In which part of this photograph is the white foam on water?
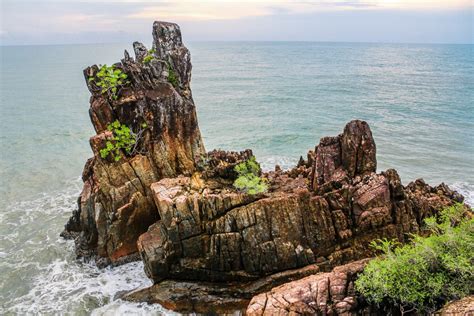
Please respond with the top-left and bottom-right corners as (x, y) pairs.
(0, 179), (172, 315)
(451, 182), (474, 207)
(259, 155), (298, 171)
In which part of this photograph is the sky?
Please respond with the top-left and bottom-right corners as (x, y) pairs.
(0, 0), (473, 45)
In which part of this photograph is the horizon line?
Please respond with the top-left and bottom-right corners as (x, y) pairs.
(1, 39), (473, 47)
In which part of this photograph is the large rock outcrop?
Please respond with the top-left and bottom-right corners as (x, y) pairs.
(62, 21), (205, 264)
(135, 120), (463, 286)
(62, 21), (467, 314)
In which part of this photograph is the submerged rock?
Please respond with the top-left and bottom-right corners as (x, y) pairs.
(63, 21), (468, 314)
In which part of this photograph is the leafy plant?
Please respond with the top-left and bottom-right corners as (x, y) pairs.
(355, 203), (473, 315)
(89, 64), (128, 100)
(139, 49), (178, 88)
(233, 156), (268, 195)
(143, 48), (156, 64)
(167, 63), (179, 87)
(99, 120), (147, 162)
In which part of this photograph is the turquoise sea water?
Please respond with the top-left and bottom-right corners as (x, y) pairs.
(1, 42), (473, 314)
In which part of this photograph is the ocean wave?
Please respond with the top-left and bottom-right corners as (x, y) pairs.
(0, 179), (170, 315)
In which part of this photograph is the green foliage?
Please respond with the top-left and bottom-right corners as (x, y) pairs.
(355, 203), (473, 314)
(99, 120), (138, 162)
(233, 156), (268, 195)
(167, 63), (179, 87)
(143, 49), (156, 64)
(89, 64), (128, 100)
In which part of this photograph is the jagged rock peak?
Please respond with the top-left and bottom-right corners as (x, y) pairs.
(152, 21), (183, 57)
(132, 41), (148, 62)
(311, 119), (376, 192)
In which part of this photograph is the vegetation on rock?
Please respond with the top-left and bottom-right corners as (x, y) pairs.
(100, 120), (147, 162)
(89, 64), (128, 100)
(167, 63), (179, 87)
(355, 203), (473, 315)
(233, 156), (268, 195)
(143, 48), (156, 64)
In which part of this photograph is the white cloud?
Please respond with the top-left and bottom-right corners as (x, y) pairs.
(1, 0), (472, 44)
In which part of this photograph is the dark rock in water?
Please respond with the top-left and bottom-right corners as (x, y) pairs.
(63, 20), (468, 315)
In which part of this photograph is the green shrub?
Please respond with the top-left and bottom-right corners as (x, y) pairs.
(355, 203), (473, 314)
(233, 156), (268, 195)
(100, 120), (147, 162)
(88, 64), (128, 100)
(143, 49), (156, 64)
(167, 63), (179, 87)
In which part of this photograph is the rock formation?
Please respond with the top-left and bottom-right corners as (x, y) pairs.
(135, 119), (463, 285)
(63, 21), (468, 314)
(62, 21), (205, 265)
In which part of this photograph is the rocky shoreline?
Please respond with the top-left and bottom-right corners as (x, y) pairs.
(62, 21), (471, 315)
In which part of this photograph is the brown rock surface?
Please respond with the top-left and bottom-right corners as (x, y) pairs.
(246, 259), (371, 315)
(62, 21), (205, 264)
(310, 120), (376, 193)
(125, 263), (321, 314)
(136, 120), (463, 285)
(435, 296), (474, 316)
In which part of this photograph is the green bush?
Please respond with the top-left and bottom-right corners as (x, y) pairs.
(143, 49), (156, 64)
(233, 156), (268, 195)
(167, 63), (179, 87)
(89, 64), (128, 100)
(99, 120), (147, 162)
(355, 203), (473, 314)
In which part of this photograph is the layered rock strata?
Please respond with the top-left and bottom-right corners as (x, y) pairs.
(136, 120), (463, 284)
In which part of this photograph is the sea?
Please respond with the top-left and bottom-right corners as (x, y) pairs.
(0, 42), (473, 314)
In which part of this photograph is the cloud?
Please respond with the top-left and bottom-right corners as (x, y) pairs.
(127, 2), (273, 20)
(0, 0), (472, 45)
